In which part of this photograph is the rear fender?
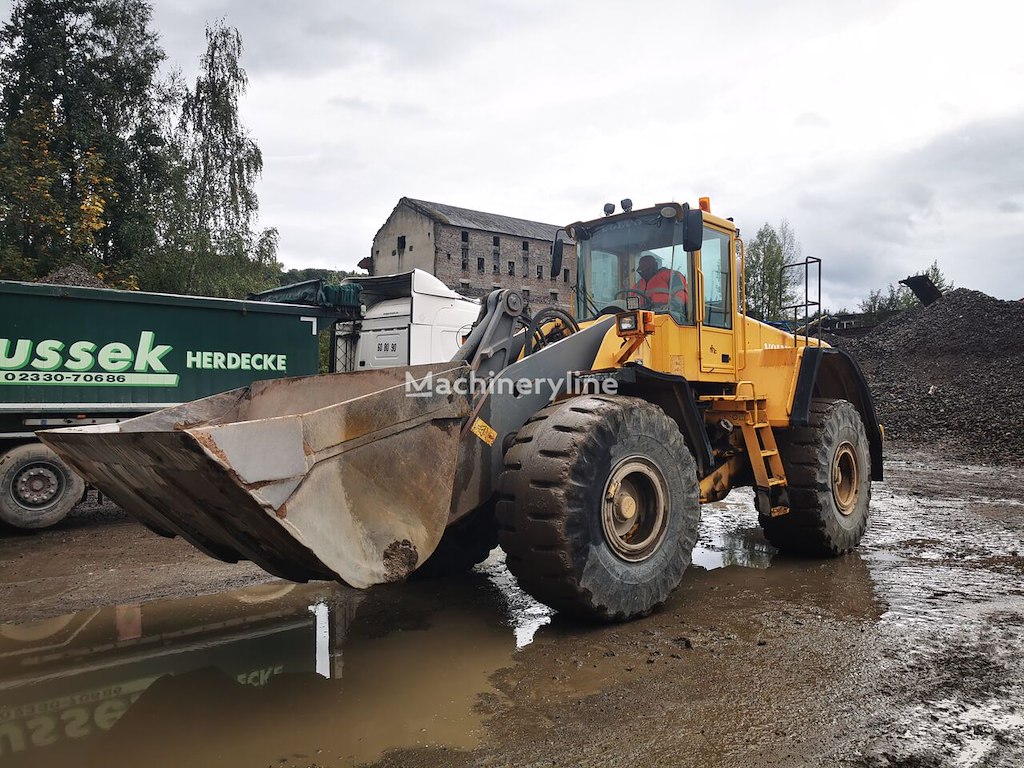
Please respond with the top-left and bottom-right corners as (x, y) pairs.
(791, 347), (883, 480)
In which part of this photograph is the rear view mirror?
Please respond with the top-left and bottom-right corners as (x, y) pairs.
(682, 206), (704, 252)
(550, 234), (565, 278)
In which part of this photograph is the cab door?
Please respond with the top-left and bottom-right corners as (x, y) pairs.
(697, 226), (736, 376)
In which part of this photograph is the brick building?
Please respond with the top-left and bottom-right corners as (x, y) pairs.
(364, 197), (577, 311)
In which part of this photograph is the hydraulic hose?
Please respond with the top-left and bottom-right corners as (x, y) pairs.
(523, 307), (581, 357)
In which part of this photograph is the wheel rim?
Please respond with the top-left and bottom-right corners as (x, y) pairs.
(14, 463), (64, 508)
(831, 442), (859, 516)
(601, 457), (669, 562)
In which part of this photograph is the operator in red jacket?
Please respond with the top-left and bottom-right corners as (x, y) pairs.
(633, 252), (689, 316)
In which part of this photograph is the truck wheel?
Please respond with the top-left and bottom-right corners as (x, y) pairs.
(0, 444), (85, 530)
(497, 395), (700, 621)
(413, 501), (498, 578)
(761, 398), (871, 556)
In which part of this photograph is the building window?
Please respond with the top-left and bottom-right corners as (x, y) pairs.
(461, 231), (469, 243)
(477, 257), (485, 273)
(397, 235), (406, 251)
(522, 288), (530, 301)
(522, 240), (529, 252)
(508, 261), (515, 277)
(522, 255), (529, 274)
(461, 249), (468, 270)
(563, 268), (570, 283)
(550, 290), (558, 302)
(493, 263), (499, 274)
(536, 264), (543, 280)
(493, 236), (500, 247)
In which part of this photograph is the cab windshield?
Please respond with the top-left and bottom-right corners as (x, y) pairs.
(575, 213), (694, 324)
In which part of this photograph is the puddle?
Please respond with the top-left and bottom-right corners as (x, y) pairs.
(693, 488), (776, 570)
(0, 576), (526, 768)
(0, 514), (784, 768)
(863, 483), (1024, 629)
(846, 472), (1024, 766)
(477, 550), (553, 648)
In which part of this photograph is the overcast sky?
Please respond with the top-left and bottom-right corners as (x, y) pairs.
(6, 0), (1024, 309)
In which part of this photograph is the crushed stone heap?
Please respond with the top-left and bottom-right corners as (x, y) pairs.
(35, 264), (107, 288)
(843, 288), (1024, 465)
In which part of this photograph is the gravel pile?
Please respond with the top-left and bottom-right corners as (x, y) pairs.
(36, 264), (107, 288)
(842, 289), (1024, 465)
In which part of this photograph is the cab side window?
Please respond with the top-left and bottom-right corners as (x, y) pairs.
(701, 229), (732, 329)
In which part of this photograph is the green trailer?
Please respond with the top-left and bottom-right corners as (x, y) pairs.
(0, 281), (352, 529)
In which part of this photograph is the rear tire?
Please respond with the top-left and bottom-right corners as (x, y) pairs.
(497, 395), (700, 621)
(0, 443), (85, 530)
(761, 398), (871, 556)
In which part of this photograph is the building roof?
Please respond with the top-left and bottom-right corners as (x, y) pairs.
(400, 197), (564, 241)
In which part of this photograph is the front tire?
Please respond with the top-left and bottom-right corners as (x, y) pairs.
(497, 395), (700, 621)
(0, 443), (85, 530)
(761, 398), (871, 556)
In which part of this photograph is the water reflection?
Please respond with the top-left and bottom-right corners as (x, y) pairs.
(477, 550), (553, 648)
(694, 490), (777, 570)
(692, 530), (776, 570)
(0, 575), (522, 768)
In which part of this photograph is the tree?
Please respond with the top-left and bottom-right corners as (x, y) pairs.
(0, 0), (168, 282)
(278, 267), (367, 286)
(743, 220), (801, 321)
(135, 20), (278, 297)
(919, 260), (953, 292)
(858, 284), (916, 317)
(1, 5), (274, 296)
(858, 261), (954, 320)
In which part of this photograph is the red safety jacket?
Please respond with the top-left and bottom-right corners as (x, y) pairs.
(635, 268), (689, 306)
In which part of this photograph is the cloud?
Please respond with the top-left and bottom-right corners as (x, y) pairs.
(153, 0), (544, 78)
(795, 112), (830, 129)
(790, 111), (1024, 308)
(41, 0), (1022, 311)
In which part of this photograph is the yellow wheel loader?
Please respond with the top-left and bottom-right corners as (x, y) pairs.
(40, 200), (882, 621)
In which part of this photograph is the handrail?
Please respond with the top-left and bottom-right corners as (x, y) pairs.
(737, 236), (747, 371)
(780, 257), (822, 347)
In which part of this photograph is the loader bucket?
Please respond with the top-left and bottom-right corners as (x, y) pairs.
(39, 363), (472, 588)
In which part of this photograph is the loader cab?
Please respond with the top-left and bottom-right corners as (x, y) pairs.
(572, 202), (740, 380)
(572, 206), (699, 325)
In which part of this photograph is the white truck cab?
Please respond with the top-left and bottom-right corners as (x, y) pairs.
(335, 270), (480, 371)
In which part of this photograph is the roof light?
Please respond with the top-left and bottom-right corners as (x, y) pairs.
(698, 197), (711, 212)
(603, 203), (615, 216)
(620, 198), (633, 212)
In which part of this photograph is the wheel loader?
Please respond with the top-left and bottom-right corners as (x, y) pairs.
(39, 199), (883, 621)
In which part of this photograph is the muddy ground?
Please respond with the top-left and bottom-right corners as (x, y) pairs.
(0, 444), (1022, 767)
